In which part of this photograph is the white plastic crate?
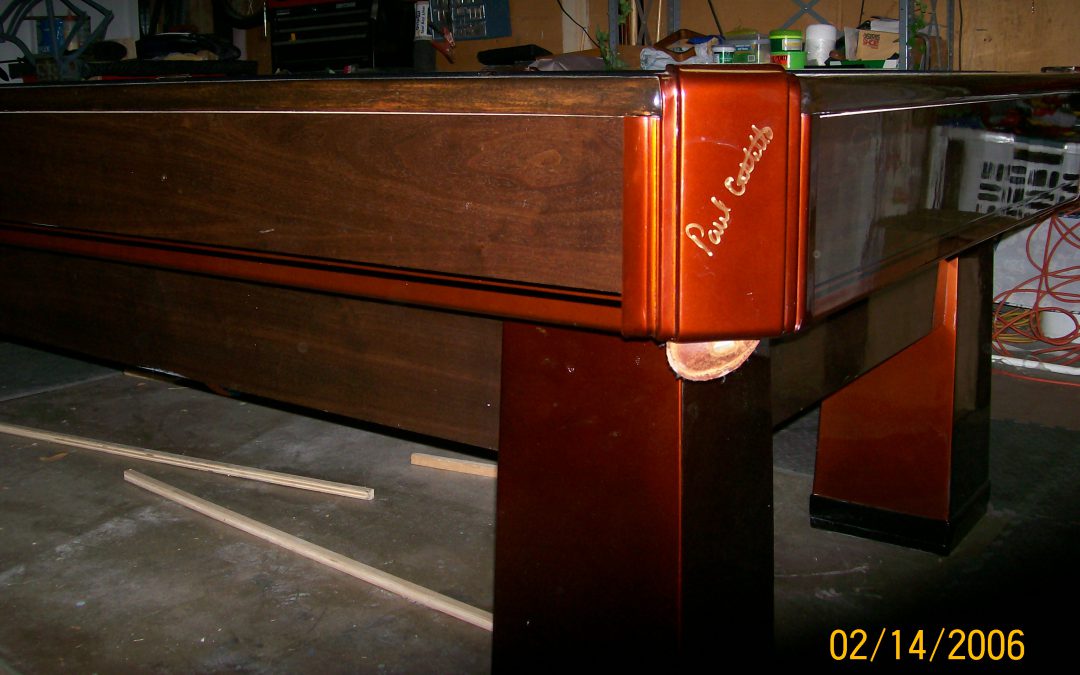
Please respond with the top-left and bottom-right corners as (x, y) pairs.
(927, 126), (1080, 217)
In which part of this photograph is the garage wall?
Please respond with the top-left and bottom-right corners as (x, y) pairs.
(438, 0), (1078, 72)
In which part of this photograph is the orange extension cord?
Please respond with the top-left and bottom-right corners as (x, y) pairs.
(992, 210), (1080, 387)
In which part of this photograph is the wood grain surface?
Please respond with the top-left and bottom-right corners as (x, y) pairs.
(0, 110), (624, 292)
(0, 248), (502, 448)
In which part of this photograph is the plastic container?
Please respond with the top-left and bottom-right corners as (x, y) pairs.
(804, 24), (838, 66)
(728, 34), (770, 64)
(770, 50), (806, 70)
(36, 18), (64, 55)
(769, 29), (802, 53)
(711, 45), (735, 64)
(36, 14), (89, 54)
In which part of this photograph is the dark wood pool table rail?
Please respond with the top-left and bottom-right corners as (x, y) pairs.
(0, 67), (808, 343)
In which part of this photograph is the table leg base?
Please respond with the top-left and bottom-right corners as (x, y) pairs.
(810, 484), (988, 554)
(494, 323), (772, 666)
(811, 247), (992, 554)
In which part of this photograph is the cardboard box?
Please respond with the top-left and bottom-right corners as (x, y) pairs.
(854, 29), (900, 60)
(843, 28), (946, 69)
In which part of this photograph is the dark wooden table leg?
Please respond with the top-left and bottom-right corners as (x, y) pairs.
(493, 324), (773, 667)
(812, 246), (993, 553)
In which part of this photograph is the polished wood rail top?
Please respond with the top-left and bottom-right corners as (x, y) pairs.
(0, 73), (664, 116)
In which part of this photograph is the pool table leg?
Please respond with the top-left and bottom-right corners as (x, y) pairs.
(811, 247), (992, 553)
(493, 323), (772, 667)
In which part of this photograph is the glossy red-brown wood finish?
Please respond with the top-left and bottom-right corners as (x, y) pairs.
(659, 67), (805, 340)
(494, 323), (771, 666)
(812, 247), (992, 551)
(619, 67), (805, 341)
(0, 222), (622, 332)
(0, 76), (656, 351)
(620, 115), (660, 338)
(1, 69), (809, 342)
(5, 72), (1071, 665)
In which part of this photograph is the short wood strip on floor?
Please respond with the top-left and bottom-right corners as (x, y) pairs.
(410, 453), (497, 478)
(0, 422), (375, 500)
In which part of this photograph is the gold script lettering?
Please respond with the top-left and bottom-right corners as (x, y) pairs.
(684, 223), (713, 257)
(684, 197), (733, 257)
(724, 125), (773, 197)
(707, 197), (730, 244)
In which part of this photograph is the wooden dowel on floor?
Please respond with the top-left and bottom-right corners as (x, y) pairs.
(124, 470), (493, 631)
(0, 422), (374, 501)
(410, 453), (497, 478)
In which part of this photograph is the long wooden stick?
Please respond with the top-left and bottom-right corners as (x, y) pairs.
(0, 422), (373, 501)
(410, 452), (497, 478)
(124, 470), (493, 631)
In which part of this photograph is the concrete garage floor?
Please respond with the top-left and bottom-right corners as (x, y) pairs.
(0, 341), (1077, 672)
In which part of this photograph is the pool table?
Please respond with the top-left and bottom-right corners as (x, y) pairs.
(1, 67), (1078, 665)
